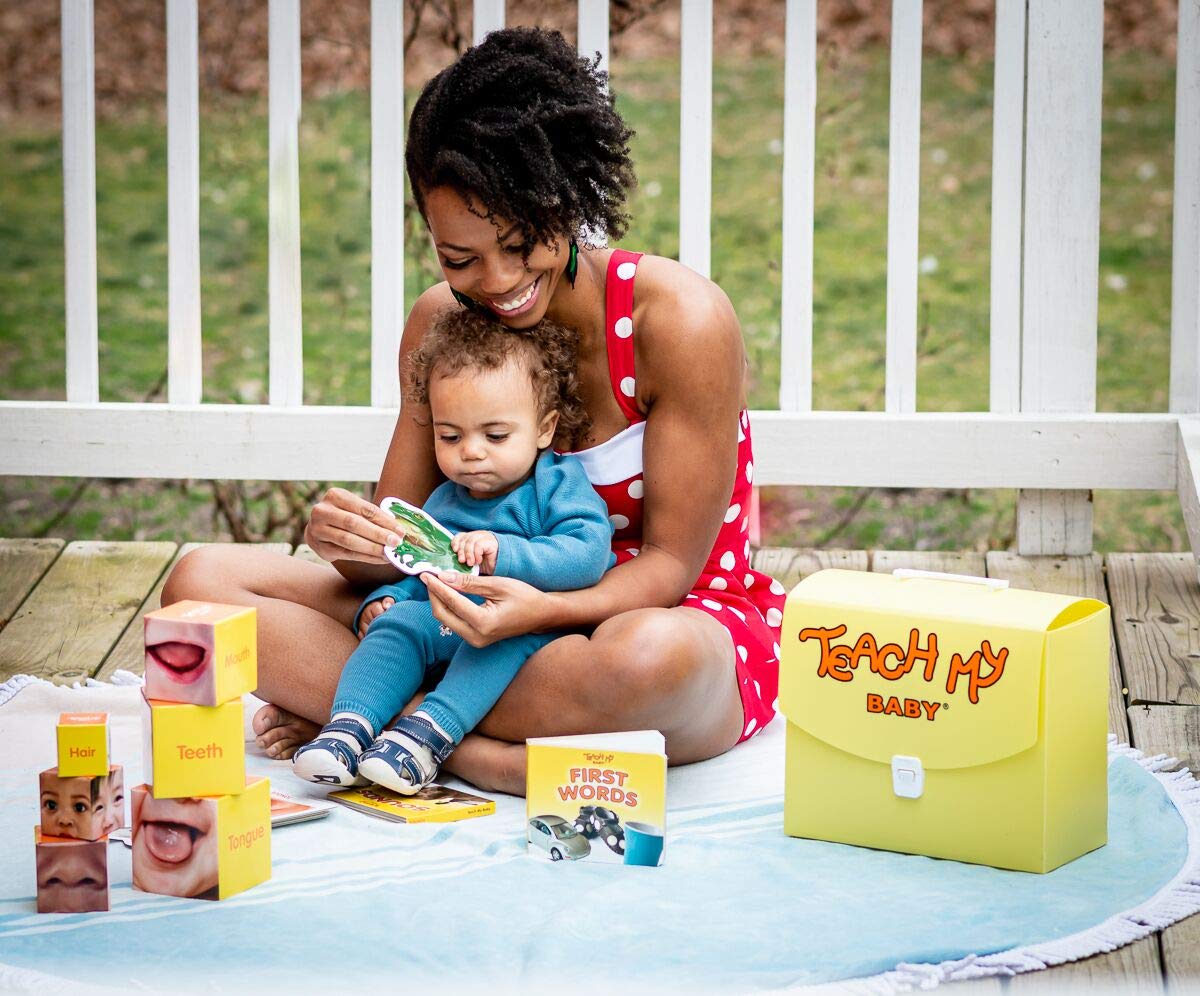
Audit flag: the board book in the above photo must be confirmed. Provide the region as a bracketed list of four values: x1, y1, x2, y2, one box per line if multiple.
[379, 496, 478, 577]
[525, 730, 667, 865]
[328, 784, 495, 823]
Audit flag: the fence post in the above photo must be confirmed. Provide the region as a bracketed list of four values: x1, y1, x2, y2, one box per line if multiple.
[1015, 0, 1104, 555]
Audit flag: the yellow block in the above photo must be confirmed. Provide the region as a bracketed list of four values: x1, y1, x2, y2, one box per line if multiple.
[143, 600, 257, 706]
[779, 569, 1110, 873]
[56, 712, 111, 776]
[131, 778, 271, 901]
[141, 692, 245, 799]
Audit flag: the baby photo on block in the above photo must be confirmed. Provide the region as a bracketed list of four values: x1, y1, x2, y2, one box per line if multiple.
[39, 765, 125, 841]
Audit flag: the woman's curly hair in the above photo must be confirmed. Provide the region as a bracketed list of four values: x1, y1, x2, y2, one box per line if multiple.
[406, 308, 592, 450]
[405, 26, 636, 253]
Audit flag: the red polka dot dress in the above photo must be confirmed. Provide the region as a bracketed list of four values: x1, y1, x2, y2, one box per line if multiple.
[560, 249, 787, 741]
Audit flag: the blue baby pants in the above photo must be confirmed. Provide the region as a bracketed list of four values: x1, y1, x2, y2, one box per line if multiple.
[331, 597, 554, 744]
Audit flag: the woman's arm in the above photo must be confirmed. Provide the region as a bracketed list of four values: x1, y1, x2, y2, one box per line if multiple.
[423, 262, 746, 641]
[307, 284, 453, 588]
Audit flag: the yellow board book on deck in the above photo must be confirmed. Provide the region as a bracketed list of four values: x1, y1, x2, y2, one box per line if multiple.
[526, 731, 667, 865]
[779, 568, 1110, 873]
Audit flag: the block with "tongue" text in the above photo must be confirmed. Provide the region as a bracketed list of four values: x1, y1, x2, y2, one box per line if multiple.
[131, 778, 271, 901]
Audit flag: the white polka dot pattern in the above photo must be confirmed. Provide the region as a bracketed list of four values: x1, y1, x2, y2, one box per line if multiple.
[769, 579, 785, 596]
[720, 551, 736, 571]
[627, 479, 644, 499]
[616, 261, 637, 280]
[609, 514, 630, 530]
[701, 598, 723, 611]
[724, 503, 741, 523]
[614, 316, 633, 338]
[710, 576, 728, 591]
[766, 607, 783, 627]
[744, 574, 755, 588]
[620, 376, 636, 397]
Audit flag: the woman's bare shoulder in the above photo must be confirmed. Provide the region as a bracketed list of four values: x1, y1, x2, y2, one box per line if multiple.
[628, 253, 742, 368]
[406, 282, 457, 336]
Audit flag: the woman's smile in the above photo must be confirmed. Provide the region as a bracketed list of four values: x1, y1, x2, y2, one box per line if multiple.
[486, 274, 541, 317]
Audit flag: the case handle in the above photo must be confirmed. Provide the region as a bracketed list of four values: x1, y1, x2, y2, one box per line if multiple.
[891, 568, 1009, 591]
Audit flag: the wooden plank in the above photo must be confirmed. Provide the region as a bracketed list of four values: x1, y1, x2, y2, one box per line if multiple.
[61, 0, 99, 403]
[750, 547, 868, 593]
[1107, 553, 1200, 707]
[0, 539, 65, 634]
[0, 541, 176, 684]
[883, 0, 922, 414]
[871, 550, 987, 576]
[167, 0, 202, 405]
[678, 0, 712, 278]
[1005, 937, 1164, 994]
[1016, 0, 1104, 554]
[778, 0, 816, 413]
[986, 552, 1129, 740]
[269, 0, 303, 406]
[1134, 704, 1200, 984]
[370, 0, 404, 409]
[97, 541, 292, 681]
[1169, 0, 1200, 413]
[1176, 419, 1200, 573]
[1, 404, 1179, 489]
[988, 0, 1025, 414]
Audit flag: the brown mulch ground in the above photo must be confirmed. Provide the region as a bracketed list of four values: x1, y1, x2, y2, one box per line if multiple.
[0, 0, 1179, 122]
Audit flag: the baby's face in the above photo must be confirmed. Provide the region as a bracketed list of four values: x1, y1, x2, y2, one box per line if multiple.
[430, 358, 557, 499]
[40, 773, 103, 840]
[132, 790, 219, 900]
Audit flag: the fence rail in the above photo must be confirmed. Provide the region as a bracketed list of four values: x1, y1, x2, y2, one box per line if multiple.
[2, 0, 1198, 558]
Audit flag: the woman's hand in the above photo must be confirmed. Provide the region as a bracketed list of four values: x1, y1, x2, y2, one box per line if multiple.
[305, 487, 405, 565]
[421, 572, 553, 647]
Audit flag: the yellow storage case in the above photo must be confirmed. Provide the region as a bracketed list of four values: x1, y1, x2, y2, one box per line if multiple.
[779, 568, 1110, 873]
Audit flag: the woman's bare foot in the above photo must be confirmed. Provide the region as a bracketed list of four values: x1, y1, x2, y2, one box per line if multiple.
[442, 731, 528, 797]
[253, 703, 321, 759]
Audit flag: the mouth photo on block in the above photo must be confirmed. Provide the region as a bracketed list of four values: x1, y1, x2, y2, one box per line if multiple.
[144, 616, 216, 704]
[131, 786, 219, 901]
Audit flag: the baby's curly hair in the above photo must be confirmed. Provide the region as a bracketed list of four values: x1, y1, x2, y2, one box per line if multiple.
[406, 308, 592, 450]
[405, 27, 636, 254]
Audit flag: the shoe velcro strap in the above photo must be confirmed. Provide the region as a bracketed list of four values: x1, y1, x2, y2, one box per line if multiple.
[323, 717, 374, 750]
[366, 739, 429, 785]
[392, 715, 455, 765]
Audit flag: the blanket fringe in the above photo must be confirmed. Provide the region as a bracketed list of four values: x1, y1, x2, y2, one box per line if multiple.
[0, 670, 143, 709]
[832, 734, 1200, 995]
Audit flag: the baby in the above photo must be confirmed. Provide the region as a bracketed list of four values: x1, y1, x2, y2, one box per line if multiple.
[293, 308, 614, 794]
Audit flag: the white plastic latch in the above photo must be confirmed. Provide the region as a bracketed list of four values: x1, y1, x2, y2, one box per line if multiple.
[891, 755, 924, 799]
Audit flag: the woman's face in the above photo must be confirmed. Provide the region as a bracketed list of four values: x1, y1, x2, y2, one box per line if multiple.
[423, 186, 572, 330]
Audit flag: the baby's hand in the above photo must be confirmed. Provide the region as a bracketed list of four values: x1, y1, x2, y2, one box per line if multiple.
[452, 530, 498, 574]
[357, 596, 395, 639]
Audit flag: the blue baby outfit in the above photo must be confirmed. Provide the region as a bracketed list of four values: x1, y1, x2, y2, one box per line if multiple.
[333, 450, 615, 742]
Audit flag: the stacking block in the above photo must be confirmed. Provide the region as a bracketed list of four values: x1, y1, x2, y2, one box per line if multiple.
[56, 713, 111, 776]
[141, 692, 245, 798]
[39, 765, 125, 841]
[131, 778, 271, 901]
[35, 828, 109, 913]
[143, 600, 257, 706]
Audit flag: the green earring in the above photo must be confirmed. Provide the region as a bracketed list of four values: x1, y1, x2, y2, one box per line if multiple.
[566, 239, 579, 289]
[452, 288, 477, 310]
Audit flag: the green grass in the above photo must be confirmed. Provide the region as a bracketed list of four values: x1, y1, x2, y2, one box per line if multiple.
[0, 48, 1185, 550]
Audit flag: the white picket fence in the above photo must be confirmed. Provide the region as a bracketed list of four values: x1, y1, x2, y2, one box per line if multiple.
[1, 0, 1198, 558]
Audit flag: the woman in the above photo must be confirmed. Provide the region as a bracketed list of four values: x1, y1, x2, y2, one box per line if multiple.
[162, 27, 785, 796]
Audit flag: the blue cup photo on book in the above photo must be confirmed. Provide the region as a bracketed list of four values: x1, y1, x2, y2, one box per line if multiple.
[623, 821, 664, 866]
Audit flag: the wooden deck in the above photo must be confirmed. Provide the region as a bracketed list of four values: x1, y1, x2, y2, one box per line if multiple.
[1, 539, 1197, 990]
